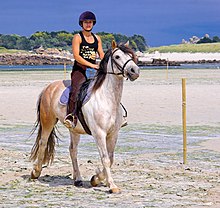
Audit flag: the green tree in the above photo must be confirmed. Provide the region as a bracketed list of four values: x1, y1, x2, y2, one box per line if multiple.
[113, 33, 128, 44]
[30, 37, 46, 49]
[16, 36, 31, 50]
[0, 31, 148, 52]
[30, 31, 52, 48]
[129, 39, 138, 51]
[0, 34, 18, 49]
[197, 37, 212, 44]
[30, 31, 51, 40]
[213, 36, 220, 43]
[130, 34, 147, 52]
[56, 32, 73, 45]
[98, 33, 115, 51]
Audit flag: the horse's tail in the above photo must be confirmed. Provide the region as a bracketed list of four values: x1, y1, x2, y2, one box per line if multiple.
[30, 90, 57, 165]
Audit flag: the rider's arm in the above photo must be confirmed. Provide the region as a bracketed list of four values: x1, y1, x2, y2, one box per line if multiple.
[96, 35, 104, 60]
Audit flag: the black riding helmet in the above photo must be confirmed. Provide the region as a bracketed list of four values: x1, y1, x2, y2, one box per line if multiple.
[79, 11, 96, 26]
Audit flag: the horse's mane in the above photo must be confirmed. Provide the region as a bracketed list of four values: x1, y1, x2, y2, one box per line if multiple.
[92, 45, 136, 93]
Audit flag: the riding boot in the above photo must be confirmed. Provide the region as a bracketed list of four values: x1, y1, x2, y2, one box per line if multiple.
[64, 98, 77, 129]
[64, 90, 78, 128]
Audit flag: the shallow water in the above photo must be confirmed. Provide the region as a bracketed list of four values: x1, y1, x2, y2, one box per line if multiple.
[0, 63, 220, 71]
[1, 123, 219, 159]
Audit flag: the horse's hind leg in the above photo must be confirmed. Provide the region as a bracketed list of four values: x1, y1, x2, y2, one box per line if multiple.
[31, 96, 57, 179]
[31, 129, 53, 178]
[69, 132, 82, 186]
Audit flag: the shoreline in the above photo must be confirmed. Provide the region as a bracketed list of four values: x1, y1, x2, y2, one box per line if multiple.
[1, 52, 220, 66]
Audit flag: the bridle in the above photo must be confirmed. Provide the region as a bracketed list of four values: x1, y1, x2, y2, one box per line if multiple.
[107, 48, 133, 77]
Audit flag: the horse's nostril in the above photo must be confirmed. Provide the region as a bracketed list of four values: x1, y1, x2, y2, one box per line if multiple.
[131, 68, 135, 73]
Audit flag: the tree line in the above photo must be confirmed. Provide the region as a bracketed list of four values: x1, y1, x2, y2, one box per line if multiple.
[197, 35, 220, 44]
[0, 31, 147, 52]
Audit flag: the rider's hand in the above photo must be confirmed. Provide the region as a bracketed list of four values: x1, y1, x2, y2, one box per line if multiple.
[91, 64, 99, 70]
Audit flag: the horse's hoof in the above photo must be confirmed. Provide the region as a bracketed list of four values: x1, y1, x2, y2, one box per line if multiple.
[74, 180, 83, 187]
[90, 175, 100, 187]
[109, 188, 121, 194]
[30, 170, 39, 179]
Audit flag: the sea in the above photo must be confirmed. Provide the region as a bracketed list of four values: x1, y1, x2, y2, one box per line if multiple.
[0, 63, 220, 71]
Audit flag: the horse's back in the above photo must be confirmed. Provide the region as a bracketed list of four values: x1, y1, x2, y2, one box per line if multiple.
[47, 80, 70, 90]
[40, 80, 69, 122]
[43, 80, 70, 97]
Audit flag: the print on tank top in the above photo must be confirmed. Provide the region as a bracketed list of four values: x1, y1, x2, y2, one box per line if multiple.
[81, 46, 96, 61]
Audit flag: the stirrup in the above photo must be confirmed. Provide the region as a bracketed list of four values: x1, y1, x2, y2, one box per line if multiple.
[64, 114, 76, 129]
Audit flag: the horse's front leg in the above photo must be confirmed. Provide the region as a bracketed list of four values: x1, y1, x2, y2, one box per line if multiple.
[91, 134, 117, 188]
[69, 132, 83, 186]
[91, 131, 120, 193]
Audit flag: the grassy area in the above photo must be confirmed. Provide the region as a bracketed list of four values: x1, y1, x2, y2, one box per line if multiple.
[147, 42, 220, 53]
[0, 47, 28, 54]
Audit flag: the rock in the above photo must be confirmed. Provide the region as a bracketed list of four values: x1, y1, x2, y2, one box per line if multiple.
[189, 36, 200, 44]
[0, 53, 74, 65]
[137, 58, 181, 66]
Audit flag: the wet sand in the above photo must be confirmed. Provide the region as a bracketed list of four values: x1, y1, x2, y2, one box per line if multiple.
[0, 69, 220, 207]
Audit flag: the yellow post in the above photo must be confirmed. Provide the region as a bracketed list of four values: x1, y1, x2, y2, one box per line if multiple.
[166, 59, 169, 79]
[64, 62, 66, 80]
[182, 78, 187, 164]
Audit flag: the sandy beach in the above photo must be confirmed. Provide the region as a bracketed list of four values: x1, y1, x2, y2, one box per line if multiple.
[138, 52, 220, 63]
[0, 68, 220, 207]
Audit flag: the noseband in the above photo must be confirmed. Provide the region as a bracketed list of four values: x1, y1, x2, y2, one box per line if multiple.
[107, 48, 133, 77]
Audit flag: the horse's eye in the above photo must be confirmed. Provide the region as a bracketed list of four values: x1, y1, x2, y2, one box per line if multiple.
[115, 55, 120, 59]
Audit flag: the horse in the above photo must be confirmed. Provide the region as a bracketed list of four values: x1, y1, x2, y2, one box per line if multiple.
[30, 41, 140, 193]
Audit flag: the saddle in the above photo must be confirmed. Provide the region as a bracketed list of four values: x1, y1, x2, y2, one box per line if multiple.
[60, 79, 93, 135]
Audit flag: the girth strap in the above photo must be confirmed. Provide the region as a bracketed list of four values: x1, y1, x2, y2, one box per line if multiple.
[77, 108, 92, 135]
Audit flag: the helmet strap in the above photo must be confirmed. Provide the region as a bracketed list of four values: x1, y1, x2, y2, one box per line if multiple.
[85, 29, 92, 32]
[82, 25, 93, 32]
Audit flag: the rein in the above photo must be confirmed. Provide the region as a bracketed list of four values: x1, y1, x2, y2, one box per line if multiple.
[107, 48, 133, 77]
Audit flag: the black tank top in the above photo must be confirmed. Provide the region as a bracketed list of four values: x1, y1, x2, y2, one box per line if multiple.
[78, 31, 98, 64]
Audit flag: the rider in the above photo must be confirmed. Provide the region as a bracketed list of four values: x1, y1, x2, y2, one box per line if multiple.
[64, 11, 104, 128]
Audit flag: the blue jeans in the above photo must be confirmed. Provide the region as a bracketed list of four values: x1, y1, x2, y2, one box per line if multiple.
[86, 68, 96, 79]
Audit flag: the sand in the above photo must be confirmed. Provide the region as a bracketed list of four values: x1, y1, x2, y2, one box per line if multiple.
[138, 52, 220, 62]
[0, 68, 220, 207]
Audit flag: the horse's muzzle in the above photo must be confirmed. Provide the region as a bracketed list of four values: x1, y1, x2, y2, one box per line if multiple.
[127, 67, 140, 81]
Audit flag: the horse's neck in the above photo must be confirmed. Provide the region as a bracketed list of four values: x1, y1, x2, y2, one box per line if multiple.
[105, 74, 123, 102]
[97, 71, 123, 106]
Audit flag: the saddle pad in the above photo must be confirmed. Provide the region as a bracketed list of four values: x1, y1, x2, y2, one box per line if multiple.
[59, 80, 93, 106]
[59, 86, 71, 105]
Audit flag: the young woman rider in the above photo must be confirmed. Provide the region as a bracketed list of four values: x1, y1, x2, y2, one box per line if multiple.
[64, 11, 104, 128]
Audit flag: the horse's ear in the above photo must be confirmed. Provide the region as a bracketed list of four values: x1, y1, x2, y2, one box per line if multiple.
[124, 40, 129, 47]
[112, 40, 117, 49]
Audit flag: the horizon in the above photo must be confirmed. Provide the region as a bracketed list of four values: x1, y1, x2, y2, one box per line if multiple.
[1, 0, 220, 47]
[1, 30, 219, 48]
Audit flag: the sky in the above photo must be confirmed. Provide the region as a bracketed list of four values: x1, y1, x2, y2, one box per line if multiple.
[0, 0, 220, 46]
